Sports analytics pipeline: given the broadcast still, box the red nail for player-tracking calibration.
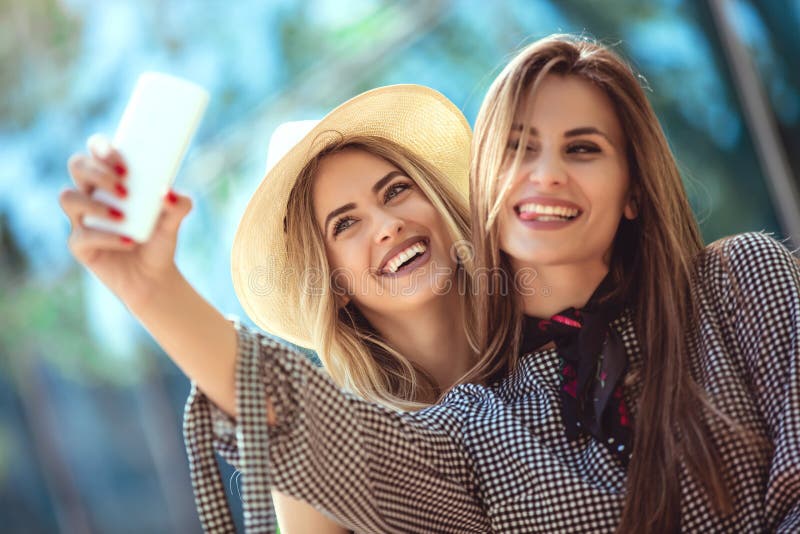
[114,163,127,177]
[108,207,124,220]
[167,190,178,204]
[120,236,133,244]
[115,183,128,198]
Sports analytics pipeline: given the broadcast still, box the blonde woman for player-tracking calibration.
[465,34,799,532]
[59,86,482,532]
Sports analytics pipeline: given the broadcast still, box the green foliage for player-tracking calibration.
[0,0,82,128]
[0,267,146,386]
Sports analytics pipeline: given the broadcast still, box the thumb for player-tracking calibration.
[158,189,193,236]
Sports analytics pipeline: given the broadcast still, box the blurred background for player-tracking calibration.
[1,0,798,532]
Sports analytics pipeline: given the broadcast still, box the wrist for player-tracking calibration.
[128,263,185,318]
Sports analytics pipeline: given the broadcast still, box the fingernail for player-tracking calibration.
[93,137,112,159]
[114,163,127,177]
[167,190,178,204]
[115,183,128,198]
[108,207,124,220]
[120,236,133,244]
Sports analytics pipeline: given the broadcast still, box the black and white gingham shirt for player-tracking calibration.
[183,232,800,532]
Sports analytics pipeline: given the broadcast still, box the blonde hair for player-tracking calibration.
[284,134,475,411]
[466,34,767,532]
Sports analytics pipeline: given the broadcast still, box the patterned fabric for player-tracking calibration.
[184,232,800,532]
[519,275,632,466]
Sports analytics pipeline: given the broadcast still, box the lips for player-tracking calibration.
[510,196,584,231]
[513,197,583,222]
[378,236,429,275]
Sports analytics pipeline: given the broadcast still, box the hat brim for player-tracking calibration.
[231,84,472,348]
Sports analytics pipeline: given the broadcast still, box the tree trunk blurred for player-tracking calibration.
[11,351,93,534]
[135,352,202,533]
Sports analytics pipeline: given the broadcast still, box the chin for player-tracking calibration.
[401,273,459,310]
[357,287,449,318]
[407,269,457,298]
[502,242,574,267]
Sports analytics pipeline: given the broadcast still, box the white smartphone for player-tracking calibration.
[83,71,209,242]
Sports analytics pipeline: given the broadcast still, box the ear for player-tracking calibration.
[330,270,351,308]
[332,286,350,309]
[623,190,639,220]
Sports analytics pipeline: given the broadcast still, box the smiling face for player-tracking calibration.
[497,74,636,271]
[311,148,457,317]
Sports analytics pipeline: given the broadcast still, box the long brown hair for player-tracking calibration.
[284,134,476,411]
[467,34,752,531]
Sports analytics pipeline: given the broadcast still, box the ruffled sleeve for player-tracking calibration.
[183,317,488,533]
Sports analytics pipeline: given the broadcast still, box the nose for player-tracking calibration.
[374,211,404,244]
[525,152,566,189]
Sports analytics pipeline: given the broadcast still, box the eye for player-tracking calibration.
[506,139,536,152]
[384,181,411,202]
[567,142,601,155]
[332,216,356,237]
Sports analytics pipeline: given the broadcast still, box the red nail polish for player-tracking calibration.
[114,163,127,177]
[108,207,124,220]
[167,190,178,204]
[120,236,133,244]
[115,183,128,198]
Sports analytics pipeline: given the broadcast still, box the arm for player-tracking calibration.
[273,491,350,534]
[62,139,239,417]
[712,233,800,530]
[62,143,483,531]
[129,265,238,417]
[185,319,488,534]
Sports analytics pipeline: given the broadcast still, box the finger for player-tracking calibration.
[156,189,193,235]
[87,133,128,178]
[68,226,135,263]
[67,154,128,199]
[59,188,126,228]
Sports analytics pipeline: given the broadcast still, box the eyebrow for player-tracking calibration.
[323,202,356,233]
[371,170,404,194]
[323,170,405,234]
[510,124,614,144]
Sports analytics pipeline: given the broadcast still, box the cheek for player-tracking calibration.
[330,268,355,297]
[406,196,442,231]
[327,242,371,293]
[496,208,513,248]
[582,165,629,210]
[421,205,459,264]
[602,160,630,206]
[326,248,353,290]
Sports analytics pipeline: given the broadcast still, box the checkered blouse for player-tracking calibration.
[183,232,800,532]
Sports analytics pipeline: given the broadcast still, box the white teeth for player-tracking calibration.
[517,203,579,218]
[385,241,427,273]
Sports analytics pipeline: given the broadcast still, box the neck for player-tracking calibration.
[362,290,472,392]
[514,258,610,318]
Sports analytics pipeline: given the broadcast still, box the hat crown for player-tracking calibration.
[266,120,320,172]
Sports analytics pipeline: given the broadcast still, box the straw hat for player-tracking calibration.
[231,84,472,348]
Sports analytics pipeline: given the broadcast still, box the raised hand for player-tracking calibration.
[59,134,193,313]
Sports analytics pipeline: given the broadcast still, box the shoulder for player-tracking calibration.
[707,231,795,266]
[440,381,499,407]
[696,232,798,292]
[692,233,800,338]
[689,233,799,361]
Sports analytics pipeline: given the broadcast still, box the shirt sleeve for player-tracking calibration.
[183,378,239,532]
[712,232,800,531]
[184,316,488,534]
